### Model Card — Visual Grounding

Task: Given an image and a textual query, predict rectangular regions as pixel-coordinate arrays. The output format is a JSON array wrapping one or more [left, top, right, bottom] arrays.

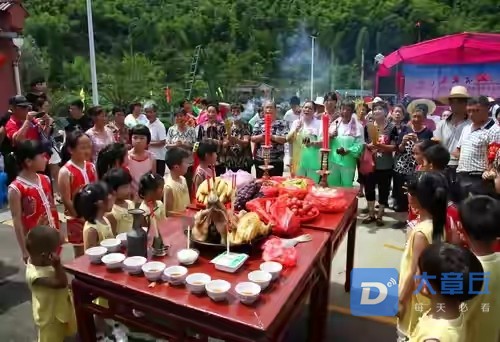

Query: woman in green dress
[[287, 101, 321, 182], [327, 101, 364, 187]]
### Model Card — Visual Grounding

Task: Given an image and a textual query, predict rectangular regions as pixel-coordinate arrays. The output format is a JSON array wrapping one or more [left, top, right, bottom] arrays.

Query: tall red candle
[[322, 113, 329, 149], [264, 113, 271, 146]]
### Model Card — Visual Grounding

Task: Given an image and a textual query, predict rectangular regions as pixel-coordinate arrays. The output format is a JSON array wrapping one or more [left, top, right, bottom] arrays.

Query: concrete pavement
[[0, 197, 407, 341]]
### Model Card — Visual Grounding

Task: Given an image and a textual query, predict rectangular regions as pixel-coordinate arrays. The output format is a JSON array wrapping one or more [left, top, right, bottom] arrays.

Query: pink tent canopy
[[378, 32, 500, 76]]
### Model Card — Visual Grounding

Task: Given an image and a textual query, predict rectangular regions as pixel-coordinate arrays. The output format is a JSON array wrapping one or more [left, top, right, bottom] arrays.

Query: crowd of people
[[2, 79, 500, 342]]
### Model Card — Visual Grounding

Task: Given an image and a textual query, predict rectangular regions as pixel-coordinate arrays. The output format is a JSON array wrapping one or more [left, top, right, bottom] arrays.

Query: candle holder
[[258, 145, 274, 180], [316, 148, 331, 187]]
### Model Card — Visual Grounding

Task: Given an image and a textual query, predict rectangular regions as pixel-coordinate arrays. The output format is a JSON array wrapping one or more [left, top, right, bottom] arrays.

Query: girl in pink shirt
[[127, 125, 155, 202]]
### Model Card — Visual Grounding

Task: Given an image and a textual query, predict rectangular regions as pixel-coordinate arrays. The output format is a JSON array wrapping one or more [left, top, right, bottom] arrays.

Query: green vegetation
[[21, 0, 500, 111]]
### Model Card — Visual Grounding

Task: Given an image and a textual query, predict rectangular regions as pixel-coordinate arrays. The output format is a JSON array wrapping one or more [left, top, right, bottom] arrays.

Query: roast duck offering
[[192, 190, 271, 245]]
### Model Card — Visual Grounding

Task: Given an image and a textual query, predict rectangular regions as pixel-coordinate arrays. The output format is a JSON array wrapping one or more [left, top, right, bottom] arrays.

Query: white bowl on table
[[100, 238, 121, 252], [162, 266, 188, 285], [260, 261, 283, 280], [176, 248, 199, 265], [101, 253, 126, 270], [141, 261, 166, 282], [248, 270, 272, 290], [85, 246, 107, 264], [206, 279, 231, 302], [186, 273, 211, 294], [123, 256, 147, 274], [235, 282, 261, 305], [116, 233, 128, 247]]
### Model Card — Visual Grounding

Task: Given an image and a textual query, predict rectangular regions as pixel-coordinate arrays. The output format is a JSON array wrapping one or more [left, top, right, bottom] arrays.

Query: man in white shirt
[[456, 96, 500, 195], [145, 103, 167, 175], [283, 96, 301, 126]]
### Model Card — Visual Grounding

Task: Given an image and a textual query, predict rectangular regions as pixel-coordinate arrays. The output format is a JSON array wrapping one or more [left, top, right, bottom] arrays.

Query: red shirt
[[5, 116, 40, 143], [60, 160, 97, 217]]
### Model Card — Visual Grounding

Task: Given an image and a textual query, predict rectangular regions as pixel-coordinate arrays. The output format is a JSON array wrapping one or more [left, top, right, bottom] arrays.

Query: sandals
[[375, 217, 385, 227], [362, 216, 385, 226]]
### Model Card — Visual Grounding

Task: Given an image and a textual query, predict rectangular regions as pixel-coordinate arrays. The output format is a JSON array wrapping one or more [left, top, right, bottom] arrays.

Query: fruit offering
[[234, 182, 262, 211], [282, 178, 309, 189], [196, 177, 233, 205], [285, 197, 319, 220]]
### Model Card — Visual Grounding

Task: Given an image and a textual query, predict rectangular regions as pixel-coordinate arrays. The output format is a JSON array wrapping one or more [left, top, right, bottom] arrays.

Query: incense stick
[[187, 225, 191, 249]]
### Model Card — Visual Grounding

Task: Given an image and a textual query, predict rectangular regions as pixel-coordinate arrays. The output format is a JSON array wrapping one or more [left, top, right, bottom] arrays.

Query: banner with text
[[403, 64, 500, 99]]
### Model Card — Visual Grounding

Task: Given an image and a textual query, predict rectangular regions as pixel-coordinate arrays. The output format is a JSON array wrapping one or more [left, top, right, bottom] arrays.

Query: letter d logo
[[360, 282, 388, 305], [350, 268, 399, 316]]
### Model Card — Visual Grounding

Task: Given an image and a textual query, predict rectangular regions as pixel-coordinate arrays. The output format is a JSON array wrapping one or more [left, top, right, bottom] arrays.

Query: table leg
[[72, 278, 97, 342], [344, 217, 357, 292], [307, 238, 333, 342]]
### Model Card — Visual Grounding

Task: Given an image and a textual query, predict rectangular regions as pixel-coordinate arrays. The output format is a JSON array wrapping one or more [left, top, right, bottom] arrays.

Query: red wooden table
[[301, 188, 358, 292], [65, 217, 332, 342]]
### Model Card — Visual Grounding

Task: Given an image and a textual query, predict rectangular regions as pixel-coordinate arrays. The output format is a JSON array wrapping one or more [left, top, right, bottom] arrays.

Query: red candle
[[264, 113, 272, 146], [322, 113, 329, 149]]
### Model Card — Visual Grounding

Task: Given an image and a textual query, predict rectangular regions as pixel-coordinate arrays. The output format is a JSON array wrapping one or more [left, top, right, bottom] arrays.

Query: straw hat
[[438, 86, 470, 104], [407, 99, 436, 116], [367, 96, 384, 109]]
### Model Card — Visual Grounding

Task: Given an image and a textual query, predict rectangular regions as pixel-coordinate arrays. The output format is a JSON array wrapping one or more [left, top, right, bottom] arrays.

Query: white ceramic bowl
[[141, 261, 166, 281], [85, 246, 107, 264], [185, 273, 211, 294], [260, 261, 283, 280], [100, 238, 121, 252], [162, 266, 188, 285], [101, 253, 126, 270], [248, 270, 272, 290], [123, 256, 147, 274], [116, 233, 128, 247], [235, 282, 261, 305], [206, 279, 231, 302], [176, 248, 199, 265]]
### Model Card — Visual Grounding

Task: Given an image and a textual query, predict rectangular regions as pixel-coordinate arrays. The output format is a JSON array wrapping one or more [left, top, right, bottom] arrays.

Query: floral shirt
[[196, 122, 227, 165], [252, 118, 289, 162], [394, 126, 433, 175], [226, 121, 253, 170], [165, 125, 196, 165], [86, 127, 115, 163]]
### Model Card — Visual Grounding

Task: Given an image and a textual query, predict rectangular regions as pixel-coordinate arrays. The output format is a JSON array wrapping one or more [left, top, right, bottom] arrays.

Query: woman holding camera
[[287, 100, 321, 182], [328, 101, 364, 187]]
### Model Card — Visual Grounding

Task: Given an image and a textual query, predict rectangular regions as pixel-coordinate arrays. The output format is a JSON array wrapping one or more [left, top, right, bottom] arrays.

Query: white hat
[[407, 99, 436, 116], [438, 86, 470, 104], [367, 96, 384, 109], [314, 96, 325, 106]]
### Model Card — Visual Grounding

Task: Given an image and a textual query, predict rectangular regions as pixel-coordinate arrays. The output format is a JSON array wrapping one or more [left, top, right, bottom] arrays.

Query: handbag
[[359, 146, 375, 175]]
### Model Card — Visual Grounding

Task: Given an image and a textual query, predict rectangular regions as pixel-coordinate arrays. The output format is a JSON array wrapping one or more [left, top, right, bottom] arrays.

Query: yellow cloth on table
[[464, 253, 500, 342], [409, 310, 465, 342], [109, 200, 135, 234], [398, 219, 434, 337], [164, 174, 190, 212], [84, 218, 114, 308], [26, 264, 76, 342]]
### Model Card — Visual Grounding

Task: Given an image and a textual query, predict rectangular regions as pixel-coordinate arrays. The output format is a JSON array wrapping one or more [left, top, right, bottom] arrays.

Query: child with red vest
[[8, 140, 61, 263], [58, 131, 96, 257]]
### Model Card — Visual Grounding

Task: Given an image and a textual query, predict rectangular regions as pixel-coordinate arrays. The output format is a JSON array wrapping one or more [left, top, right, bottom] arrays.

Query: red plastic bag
[[262, 237, 297, 267], [246, 198, 275, 223], [305, 190, 348, 213], [359, 147, 375, 175], [269, 196, 301, 236], [260, 185, 279, 198]]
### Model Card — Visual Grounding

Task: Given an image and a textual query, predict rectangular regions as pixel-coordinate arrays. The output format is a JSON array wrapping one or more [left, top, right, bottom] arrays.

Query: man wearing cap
[[435, 86, 471, 180], [5, 95, 43, 145], [456, 96, 500, 195]]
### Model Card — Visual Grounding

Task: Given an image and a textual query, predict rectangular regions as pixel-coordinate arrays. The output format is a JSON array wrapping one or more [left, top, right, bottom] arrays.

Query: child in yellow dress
[[398, 172, 449, 341], [139, 172, 166, 236], [410, 242, 484, 342], [74, 182, 116, 250], [458, 196, 500, 342], [164, 147, 191, 213], [25, 225, 76, 342], [103, 168, 134, 235]]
